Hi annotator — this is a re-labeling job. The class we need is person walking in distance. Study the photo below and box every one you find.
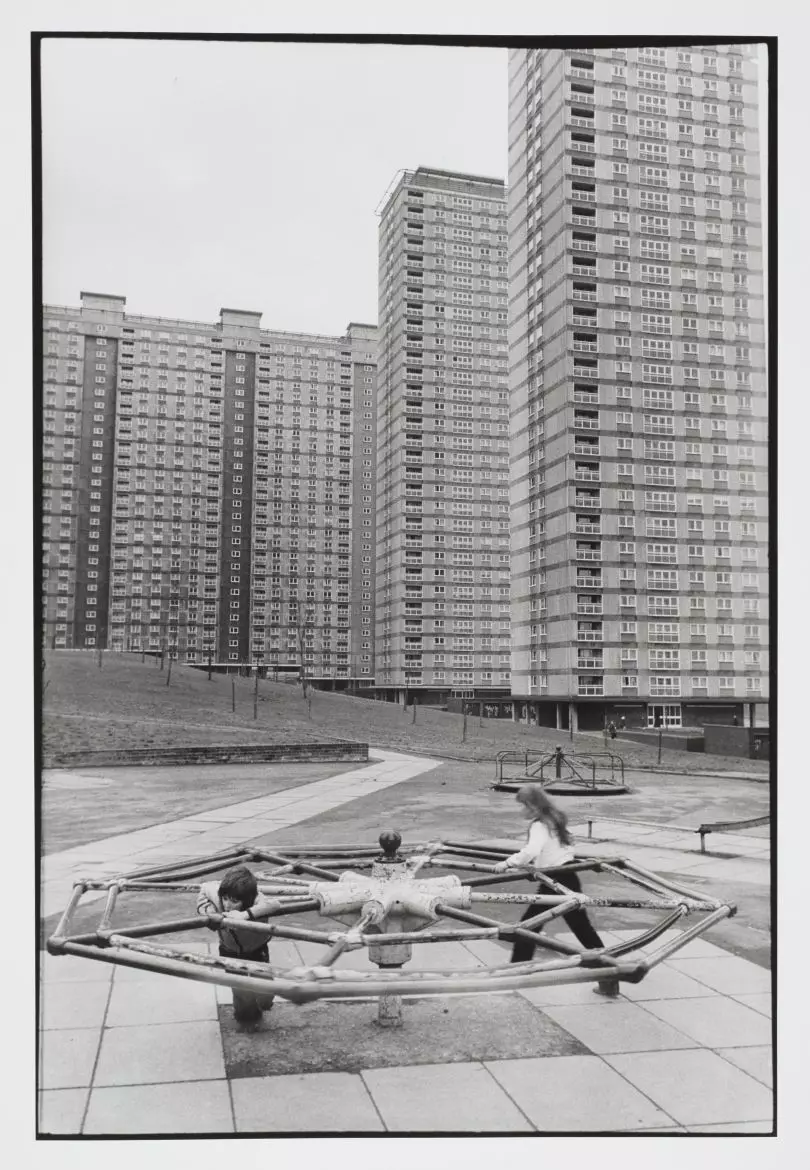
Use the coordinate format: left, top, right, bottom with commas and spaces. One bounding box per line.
493, 784, 618, 995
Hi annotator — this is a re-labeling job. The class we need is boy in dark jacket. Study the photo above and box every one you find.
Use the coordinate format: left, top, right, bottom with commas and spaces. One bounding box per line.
197, 865, 278, 1026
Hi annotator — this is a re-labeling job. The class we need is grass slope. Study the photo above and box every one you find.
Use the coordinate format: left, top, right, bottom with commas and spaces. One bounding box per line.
41, 652, 768, 776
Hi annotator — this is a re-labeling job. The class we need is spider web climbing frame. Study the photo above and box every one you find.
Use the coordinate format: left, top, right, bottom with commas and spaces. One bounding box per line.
47, 838, 734, 1003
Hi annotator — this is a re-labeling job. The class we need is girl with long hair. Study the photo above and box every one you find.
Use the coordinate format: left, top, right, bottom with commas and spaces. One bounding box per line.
493, 784, 617, 993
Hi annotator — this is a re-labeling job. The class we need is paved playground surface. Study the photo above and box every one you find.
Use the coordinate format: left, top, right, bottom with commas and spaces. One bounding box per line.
39, 750, 772, 1135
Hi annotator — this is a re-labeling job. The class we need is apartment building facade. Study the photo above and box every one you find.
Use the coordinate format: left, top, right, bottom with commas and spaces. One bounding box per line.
41, 292, 378, 684
507, 44, 768, 730
375, 167, 512, 702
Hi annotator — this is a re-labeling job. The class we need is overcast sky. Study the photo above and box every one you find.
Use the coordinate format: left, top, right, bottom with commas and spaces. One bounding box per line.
41, 39, 507, 335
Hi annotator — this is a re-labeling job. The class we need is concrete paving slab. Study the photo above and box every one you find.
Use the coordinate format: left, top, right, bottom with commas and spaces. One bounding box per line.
83, 1080, 234, 1134
105, 975, 218, 1026
399, 941, 487, 971
700, 834, 771, 855
717, 1045, 773, 1087
93, 1020, 226, 1085
687, 1119, 774, 1133
643, 995, 773, 1048
731, 992, 772, 1017
39, 1027, 102, 1089
604, 1049, 773, 1126
460, 939, 511, 966
219, 994, 586, 1079
486, 1054, 674, 1132
40, 980, 110, 1030
37, 1088, 89, 1135
232, 1072, 384, 1132
676, 860, 770, 882
519, 982, 622, 1008
608, 929, 733, 960
618, 964, 722, 1001
40, 952, 114, 984
541, 1001, 697, 1054
666, 955, 772, 995
362, 1062, 533, 1132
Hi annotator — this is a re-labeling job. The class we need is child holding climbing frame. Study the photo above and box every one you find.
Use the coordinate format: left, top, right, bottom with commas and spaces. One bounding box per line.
493, 784, 618, 994
197, 864, 279, 1025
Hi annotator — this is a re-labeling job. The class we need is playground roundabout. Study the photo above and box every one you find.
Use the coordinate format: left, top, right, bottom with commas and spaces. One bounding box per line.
47, 829, 735, 1026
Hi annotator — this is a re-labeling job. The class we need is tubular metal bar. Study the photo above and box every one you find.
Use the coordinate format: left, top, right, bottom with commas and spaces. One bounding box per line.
49, 882, 87, 944
616, 860, 727, 909
103, 881, 209, 893
286, 858, 376, 870
471, 892, 583, 905
601, 908, 689, 958
464, 858, 623, 888
434, 844, 514, 860
597, 862, 709, 907
511, 899, 591, 936
56, 940, 649, 1003
97, 915, 217, 941
640, 906, 735, 969
470, 891, 707, 911
250, 843, 433, 858
435, 902, 584, 956
318, 908, 378, 967
104, 936, 277, 982
256, 923, 337, 945
248, 849, 342, 882
358, 927, 502, 946
98, 884, 120, 932
121, 858, 259, 884
118, 849, 251, 881
419, 859, 526, 876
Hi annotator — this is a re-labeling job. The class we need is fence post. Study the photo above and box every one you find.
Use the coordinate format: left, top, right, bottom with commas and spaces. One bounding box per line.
555, 745, 563, 779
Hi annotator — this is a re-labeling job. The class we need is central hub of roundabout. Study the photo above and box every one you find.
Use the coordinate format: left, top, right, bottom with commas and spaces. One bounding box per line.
48, 828, 734, 1029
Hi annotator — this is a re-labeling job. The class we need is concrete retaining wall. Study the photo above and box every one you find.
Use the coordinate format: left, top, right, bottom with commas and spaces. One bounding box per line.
703, 725, 771, 761
47, 742, 369, 768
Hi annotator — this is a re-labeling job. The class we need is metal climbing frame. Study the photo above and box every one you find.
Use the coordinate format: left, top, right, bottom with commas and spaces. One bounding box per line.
494, 746, 626, 790
47, 833, 734, 1009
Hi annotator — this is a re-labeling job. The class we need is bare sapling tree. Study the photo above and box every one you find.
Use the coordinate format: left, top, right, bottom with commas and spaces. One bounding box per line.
293, 597, 316, 703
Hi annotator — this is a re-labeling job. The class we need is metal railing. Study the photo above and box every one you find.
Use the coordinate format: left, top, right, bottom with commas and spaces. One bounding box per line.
584, 813, 769, 854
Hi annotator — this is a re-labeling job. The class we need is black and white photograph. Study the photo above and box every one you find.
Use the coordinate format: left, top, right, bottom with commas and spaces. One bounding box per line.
11, 3, 785, 1153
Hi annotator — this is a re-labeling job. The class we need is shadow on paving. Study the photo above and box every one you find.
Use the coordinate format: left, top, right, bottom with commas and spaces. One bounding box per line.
219, 994, 587, 1077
